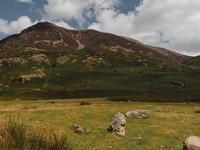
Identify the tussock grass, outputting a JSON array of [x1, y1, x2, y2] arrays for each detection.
[[0, 117, 26, 150], [27, 131, 71, 150], [0, 117, 71, 150]]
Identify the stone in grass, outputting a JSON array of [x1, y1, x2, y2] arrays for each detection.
[[126, 110, 149, 119], [72, 124, 91, 135], [72, 124, 85, 135], [183, 136, 200, 150], [109, 112, 126, 137]]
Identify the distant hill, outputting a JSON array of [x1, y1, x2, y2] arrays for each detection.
[[0, 22, 199, 101], [184, 56, 200, 67]]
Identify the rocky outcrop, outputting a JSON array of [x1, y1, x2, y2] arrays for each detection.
[[83, 56, 111, 71], [126, 110, 149, 119], [30, 54, 50, 64], [183, 136, 200, 150], [56, 55, 70, 65], [109, 112, 126, 137], [0, 57, 28, 66], [188, 66, 200, 72], [13, 68, 45, 83]]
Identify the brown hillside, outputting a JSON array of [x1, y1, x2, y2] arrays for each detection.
[[0, 21, 188, 63]]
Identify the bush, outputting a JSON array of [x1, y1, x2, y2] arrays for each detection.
[[0, 117, 72, 150], [80, 101, 92, 106]]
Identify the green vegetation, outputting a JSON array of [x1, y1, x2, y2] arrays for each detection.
[[0, 117, 71, 150], [1, 68, 199, 101], [0, 98, 200, 150], [2, 117, 27, 150], [184, 56, 200, 67], [0, 48, 200, 101]]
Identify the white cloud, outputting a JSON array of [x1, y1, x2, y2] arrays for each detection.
[[16, 0, 33, 4], [0, 16, 74, 37], [131, 0, 200, 56], [88, 10, 135, 36], [53, 21, 74, 29], [0, 16, 38, 35], [89, 0, 200, 56], [43, 0, 120, 25]]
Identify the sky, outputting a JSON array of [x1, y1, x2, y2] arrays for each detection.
[[0, 0, 200, 56]]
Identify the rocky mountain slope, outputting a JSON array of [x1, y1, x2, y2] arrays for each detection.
[[0, 22, 187, 62], [0, 22, 199, 100]]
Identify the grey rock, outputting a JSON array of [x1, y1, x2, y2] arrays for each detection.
[[183, 136, 200, 150], [72, 124, 85, 134], [85, 129, 92, 134], [72, 124, 80, 129], [126, 110, 149, 119], [109, 112, 126, 136], [74, 126, 85, 134]]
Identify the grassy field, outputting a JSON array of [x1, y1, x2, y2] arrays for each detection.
[[0, 98, 200, 150]]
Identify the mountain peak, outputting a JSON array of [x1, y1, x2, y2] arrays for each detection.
[[21, 22, 58, 34]]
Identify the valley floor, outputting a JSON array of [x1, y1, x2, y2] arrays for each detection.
[[0, 98, 200, 150]]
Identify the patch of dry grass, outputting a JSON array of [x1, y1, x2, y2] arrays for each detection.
[[0, 116, 71, 150], [0, 98, 200, 150]]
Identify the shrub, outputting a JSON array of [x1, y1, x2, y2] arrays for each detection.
[[80, 101, 92, 106]]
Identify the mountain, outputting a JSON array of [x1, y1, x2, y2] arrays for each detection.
[[0, 22, 187, 62], [0, 22, 199, 101]]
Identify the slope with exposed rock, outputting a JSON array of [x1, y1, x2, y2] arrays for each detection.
[[0, 22, 199, 101], [0, 22, 188, 62]]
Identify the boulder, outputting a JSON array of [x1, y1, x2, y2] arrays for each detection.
[[109, 112, 126, 136], [183, 136, 200, 150], [126, 110, 149, 119]]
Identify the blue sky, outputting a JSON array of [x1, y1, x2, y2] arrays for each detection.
[[0, 0, 140, 23], [0, 0, 200, 56]]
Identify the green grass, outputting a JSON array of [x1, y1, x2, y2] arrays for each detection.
[[184, 56, 200, 67], [0, 116, 72, 150], [1, 67, 200, 101], [0, 48, 200, 101], [0, 117, 27, 150], [0, 98, 200, 149]]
